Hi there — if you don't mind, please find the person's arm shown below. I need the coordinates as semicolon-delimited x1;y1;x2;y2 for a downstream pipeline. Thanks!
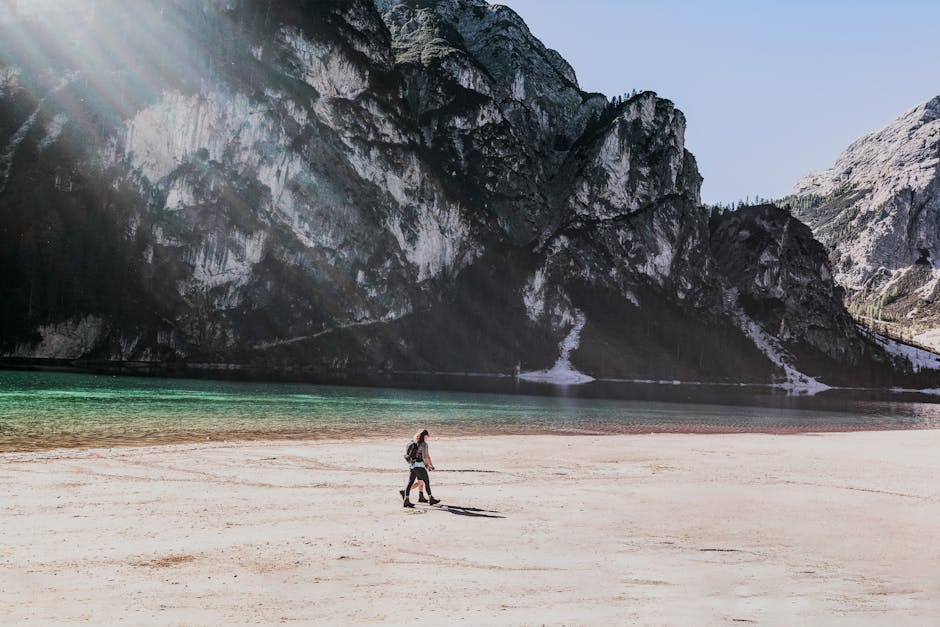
424;445;435;470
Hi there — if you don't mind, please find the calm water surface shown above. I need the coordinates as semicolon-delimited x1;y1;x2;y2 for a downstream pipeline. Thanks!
2;370;940;452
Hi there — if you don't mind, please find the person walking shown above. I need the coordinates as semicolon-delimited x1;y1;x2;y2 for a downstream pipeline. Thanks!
401;429;440;508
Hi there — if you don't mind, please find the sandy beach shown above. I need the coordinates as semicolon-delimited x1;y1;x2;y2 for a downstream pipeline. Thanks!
3;431;940;624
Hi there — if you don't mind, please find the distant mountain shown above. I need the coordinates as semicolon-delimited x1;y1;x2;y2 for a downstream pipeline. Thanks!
789;96;940;350
0;0;917;387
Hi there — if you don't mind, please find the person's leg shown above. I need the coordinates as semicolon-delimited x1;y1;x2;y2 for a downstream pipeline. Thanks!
414;467;437;504
414;467;431;496
415;467;439;504
402;468;419;503
412;479;427;501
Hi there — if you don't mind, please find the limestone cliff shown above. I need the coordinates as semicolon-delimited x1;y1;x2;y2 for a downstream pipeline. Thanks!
0;0;912;386
790;96;940;352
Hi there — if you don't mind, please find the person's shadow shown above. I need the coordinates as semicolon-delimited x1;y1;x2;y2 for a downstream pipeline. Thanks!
434;504;505;519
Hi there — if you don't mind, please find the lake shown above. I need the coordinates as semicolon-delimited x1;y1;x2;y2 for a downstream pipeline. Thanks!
2;370;940;452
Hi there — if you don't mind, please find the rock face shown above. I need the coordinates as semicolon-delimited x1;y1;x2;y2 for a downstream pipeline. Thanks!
0;0;912;386
380;0;601;244
789;96;940;349
709;205;878;386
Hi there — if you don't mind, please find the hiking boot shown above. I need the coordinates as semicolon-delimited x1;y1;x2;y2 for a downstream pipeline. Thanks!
428;497;440;505
403;499;415;508
418;495;429;503
399;490;406;500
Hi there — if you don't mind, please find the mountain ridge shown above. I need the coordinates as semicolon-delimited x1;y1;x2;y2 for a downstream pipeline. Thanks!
0;0;921;389
789;93;940;352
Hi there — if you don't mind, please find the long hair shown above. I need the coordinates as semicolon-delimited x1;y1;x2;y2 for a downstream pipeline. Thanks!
414;429;429;443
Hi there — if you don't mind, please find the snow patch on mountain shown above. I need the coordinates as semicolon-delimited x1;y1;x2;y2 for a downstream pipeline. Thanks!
859;327;940;373
519;310;594;384
913;329;940;352
732;307;830;394
890;387;940;396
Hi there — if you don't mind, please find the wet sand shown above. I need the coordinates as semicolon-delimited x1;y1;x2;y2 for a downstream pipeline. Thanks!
2;432;940;624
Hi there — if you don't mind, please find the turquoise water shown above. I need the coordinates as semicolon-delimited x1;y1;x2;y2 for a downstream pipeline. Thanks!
2;370;940;451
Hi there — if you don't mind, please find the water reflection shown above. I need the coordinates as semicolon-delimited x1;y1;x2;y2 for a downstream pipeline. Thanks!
2;370;940;452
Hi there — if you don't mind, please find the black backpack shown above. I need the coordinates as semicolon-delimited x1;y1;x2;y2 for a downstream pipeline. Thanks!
404;440;420;464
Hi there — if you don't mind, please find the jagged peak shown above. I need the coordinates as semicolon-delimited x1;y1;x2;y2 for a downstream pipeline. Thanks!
919;94;940;121
376;0;486;8
600;91;685;135
377;0;579;89
885;94;940;128
793;95;940;197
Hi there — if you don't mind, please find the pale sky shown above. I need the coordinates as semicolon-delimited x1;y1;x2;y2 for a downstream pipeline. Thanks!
501;0;940;205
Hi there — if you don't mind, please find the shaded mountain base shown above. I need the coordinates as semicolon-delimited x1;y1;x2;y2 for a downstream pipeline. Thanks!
568;283;775;383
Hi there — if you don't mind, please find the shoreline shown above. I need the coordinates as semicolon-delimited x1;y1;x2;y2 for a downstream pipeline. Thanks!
4;432;940;623
3;421;939;455
6;360;940;405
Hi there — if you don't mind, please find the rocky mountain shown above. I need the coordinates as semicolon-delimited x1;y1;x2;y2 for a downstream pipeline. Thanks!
0;0;918;388
789;96;940;350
